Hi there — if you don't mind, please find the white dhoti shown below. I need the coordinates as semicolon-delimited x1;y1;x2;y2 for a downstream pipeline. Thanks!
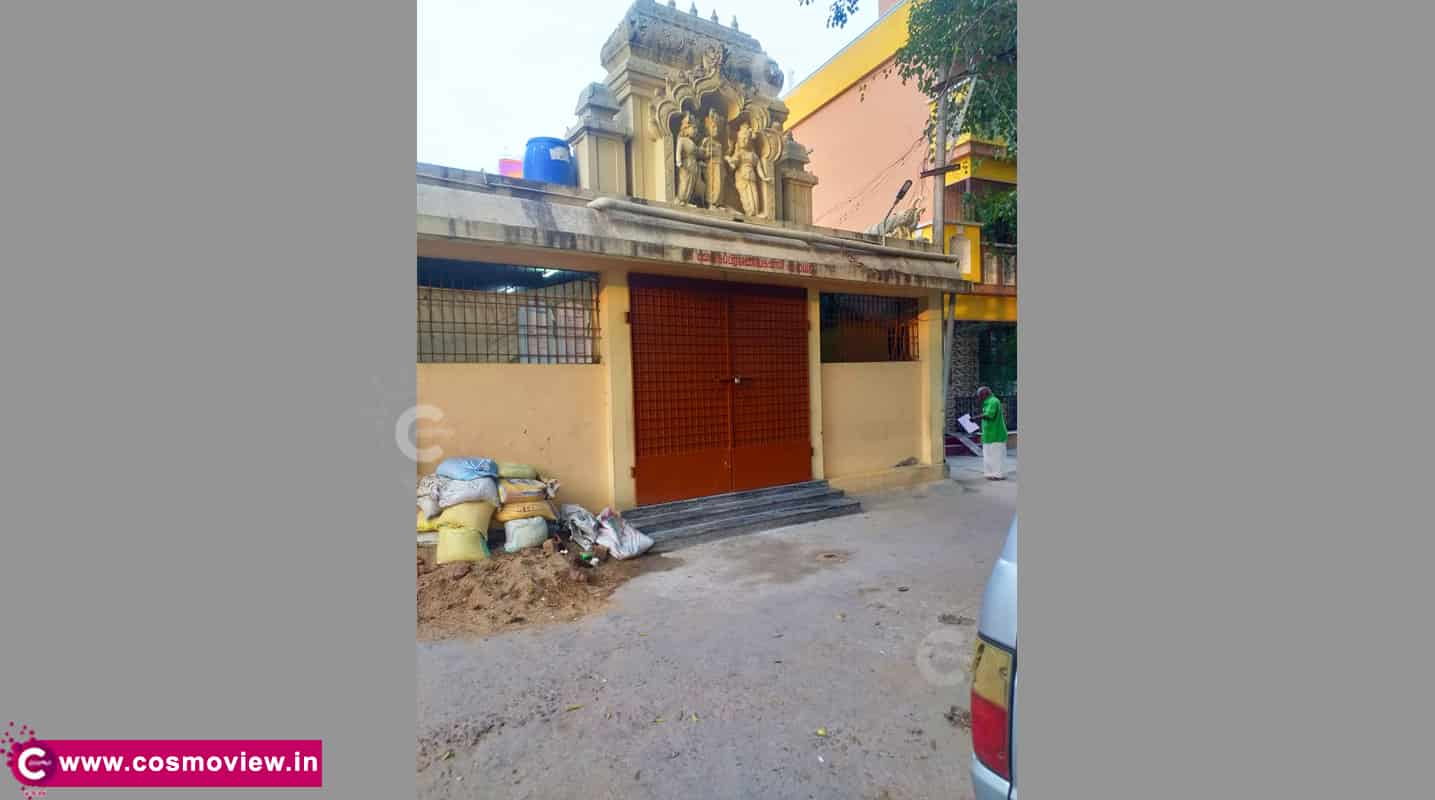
983;442;1007;479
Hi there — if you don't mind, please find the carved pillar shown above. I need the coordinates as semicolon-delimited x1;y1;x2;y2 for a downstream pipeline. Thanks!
778;133;819;225
567;82;630;195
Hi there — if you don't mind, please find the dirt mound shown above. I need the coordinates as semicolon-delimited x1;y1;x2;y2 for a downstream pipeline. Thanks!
417;544;669;640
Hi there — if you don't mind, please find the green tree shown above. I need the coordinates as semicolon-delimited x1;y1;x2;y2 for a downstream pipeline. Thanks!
964;186;1016;242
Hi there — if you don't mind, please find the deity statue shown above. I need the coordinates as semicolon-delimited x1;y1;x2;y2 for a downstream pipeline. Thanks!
674;112;699;205
725;121;767;217
698;108;726;209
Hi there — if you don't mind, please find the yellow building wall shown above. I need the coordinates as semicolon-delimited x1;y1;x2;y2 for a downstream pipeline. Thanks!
952;294;1017;322
821;362;925;478
416;242;953;509
416;363;610;513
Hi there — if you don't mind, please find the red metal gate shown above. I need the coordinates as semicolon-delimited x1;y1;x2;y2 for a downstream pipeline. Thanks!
630;274;811;506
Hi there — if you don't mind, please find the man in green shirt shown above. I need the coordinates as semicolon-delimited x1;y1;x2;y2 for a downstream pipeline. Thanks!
977;386;1009;480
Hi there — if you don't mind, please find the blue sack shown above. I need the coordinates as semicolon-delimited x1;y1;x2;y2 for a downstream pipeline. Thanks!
435;457;498;481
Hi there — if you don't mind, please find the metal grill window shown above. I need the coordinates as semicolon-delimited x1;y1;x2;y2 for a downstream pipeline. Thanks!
418;258;600;364
819;293;919;363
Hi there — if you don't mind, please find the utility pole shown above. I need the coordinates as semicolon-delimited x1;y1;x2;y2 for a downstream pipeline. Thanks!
934;41;964;438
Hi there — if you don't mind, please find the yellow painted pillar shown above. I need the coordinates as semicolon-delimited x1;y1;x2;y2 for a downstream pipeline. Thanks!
919;290;946;468
807;287;825;480
600;267;637;510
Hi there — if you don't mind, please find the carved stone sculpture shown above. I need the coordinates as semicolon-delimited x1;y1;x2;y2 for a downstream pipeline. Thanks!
699;108;727;209
675;112;700;205
726;121;767;217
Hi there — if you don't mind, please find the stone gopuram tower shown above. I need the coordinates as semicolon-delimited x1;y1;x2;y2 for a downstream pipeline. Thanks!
566;0;819;224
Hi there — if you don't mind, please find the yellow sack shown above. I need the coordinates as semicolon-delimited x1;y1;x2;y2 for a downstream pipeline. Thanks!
436;527;490;563
497;462;539;479
498;478;558;504
493;499;557;523
417;501;496;533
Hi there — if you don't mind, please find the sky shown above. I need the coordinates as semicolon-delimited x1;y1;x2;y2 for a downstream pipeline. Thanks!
417;0;879;171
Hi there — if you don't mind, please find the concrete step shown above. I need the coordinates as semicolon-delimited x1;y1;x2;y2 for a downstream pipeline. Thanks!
628;485;848;534
623;480;832;525
646;496;863;551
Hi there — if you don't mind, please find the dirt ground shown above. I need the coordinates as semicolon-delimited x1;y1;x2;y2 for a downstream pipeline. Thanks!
417;465;1016;799
417;544;677;640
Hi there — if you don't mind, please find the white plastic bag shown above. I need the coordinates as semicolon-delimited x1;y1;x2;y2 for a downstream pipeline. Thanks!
595;508;654;560
561;504;601;551
437;476;499;509
503;516;550;554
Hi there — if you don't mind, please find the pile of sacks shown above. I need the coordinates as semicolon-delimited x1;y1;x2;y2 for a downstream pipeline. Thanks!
416;456;654;567
416;457;560;564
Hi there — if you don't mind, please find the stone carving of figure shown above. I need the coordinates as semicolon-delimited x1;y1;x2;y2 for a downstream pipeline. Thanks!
699;109;726;209
675;112;699;205
725;121;767;217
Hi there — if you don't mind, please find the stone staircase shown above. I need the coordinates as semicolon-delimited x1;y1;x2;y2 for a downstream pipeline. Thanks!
622;480;861;550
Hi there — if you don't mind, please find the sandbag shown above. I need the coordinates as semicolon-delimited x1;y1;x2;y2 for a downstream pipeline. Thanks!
436;527;490;563
493;499;557;524
417;496;441;521
419;501;496;533
595;508;654;560
497;462;539;480
498;478;560;504
435;457;498;481
437;476;499;509
502;517;550;553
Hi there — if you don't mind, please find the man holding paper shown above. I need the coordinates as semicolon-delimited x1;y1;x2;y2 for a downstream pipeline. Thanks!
976;386;1009;480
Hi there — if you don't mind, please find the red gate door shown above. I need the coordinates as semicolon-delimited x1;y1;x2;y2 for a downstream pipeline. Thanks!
729;283;812;492
630;275;733;506
629;274;812;506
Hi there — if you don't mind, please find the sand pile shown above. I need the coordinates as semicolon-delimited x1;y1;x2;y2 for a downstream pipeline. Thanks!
416;545;663;640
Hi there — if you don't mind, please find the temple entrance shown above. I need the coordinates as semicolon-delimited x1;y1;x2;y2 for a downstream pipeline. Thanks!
629;274;812;506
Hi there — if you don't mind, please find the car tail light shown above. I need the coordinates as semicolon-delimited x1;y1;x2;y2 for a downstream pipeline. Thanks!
970;636;1013;780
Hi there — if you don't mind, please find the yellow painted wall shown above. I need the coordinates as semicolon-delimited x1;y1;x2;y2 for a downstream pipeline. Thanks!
952;294;1017;322
416;239;955;510
416;363;610;513
821;362;924;478
945;154;1018;186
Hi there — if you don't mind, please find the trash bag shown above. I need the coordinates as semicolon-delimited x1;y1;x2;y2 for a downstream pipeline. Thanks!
436;457;498;481
595;508;654;560
436;527;490;563
497;462;540;479
502;517;550;553
561;505;601;551
493;499;558;524
498;478;560;504
418;501;496;533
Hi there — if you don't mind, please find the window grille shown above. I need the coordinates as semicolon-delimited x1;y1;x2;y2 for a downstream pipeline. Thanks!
819;293;920;363
417;258;600;364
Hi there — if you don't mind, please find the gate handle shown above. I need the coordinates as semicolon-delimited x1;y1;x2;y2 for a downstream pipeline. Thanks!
716;376;749;384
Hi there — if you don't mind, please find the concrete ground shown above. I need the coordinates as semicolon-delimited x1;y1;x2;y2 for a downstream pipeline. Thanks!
417;464;1015;800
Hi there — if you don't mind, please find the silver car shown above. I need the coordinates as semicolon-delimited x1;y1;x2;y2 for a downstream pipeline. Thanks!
971;516;1016;799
